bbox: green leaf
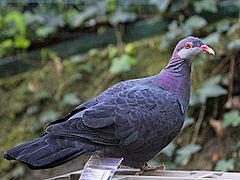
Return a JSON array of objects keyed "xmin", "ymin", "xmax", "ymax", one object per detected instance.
[
  {"xmin": 69, "ymin": 73, "xmax": 83, "ymax": 82},
  {"xmin": 35, "ymin": 90, "xmax": 51, "ymax": 100},
  {"xmin": 36, "ymin": 26, "xmax": 55, "ymax": 37},
  {"xmin": 170, "ymin": 0, "xmax": 189, "ymax": 12},
  {"xmin": 72, "ymin": 6, "xmax": 98, "ymax": 27},
  {"xmin": 26, "ymin": 105, "xmax": 39, "ymax": 115},
  {"xmin": 65, "ymin": 9, "xmax": 79, "ymax": 27},
  {"xmin": 40, "ymin": 110, "xmax": 60, "ymax": 123},
  {"xmin": 0, "ymin": 39, "xmax": 13, "ymax": 48},
  {"xmin": 189, "ymin": 92, "xmax": 200, "ymax": 106},
  {"xmin": 194, "ymin": 0, "xmax": 217, "ymax": 13},
  {"xmin": 60, "ymin": 93, "xmax": 81, "ymax": 107},
  {"xmin": 78, "ymin": 64, "xmax": 92, "ymax": 73},
  {"xmin": 222, "ymin": 110, "xmax": 240, "ymax": 128},
  {"xmin": 110, "ymin": 54, "xmax": 137, "ymax": 74},
  {"xmin": 227, "ymin": 23, "xmax": 238, "ymax": 36},
  {"xmin": 109, "ymin": 8, "xmax": 136, "ymax": 25},
  {"xmin": 176, "ymin": 144, "xmax": 201, "ymax": 165},
  {"xmin": 107, "ymin": 0, "xmax": 116, "ymax": 12},
  {"xmin": 88, "ymin": 49, "xmax": 98, "ymax": 56},
  {"xmin": 124, "ymin": 44, "xmax": 136, "ymax": 55},
  {"xmin": 150, "ymin": 0, "xmax": 170, "ymax": 12},
  {"xmin": 70, "ymin": 54, "xmax": 83, "ymax": 63},
  {"xmin": 183, "ymin": 117, "xmax": 195, "ymax": 129},
  {"xmin": 216, "ymin": 19, "xmax": 231, "ymax": 33},
  {"xmin": 227, "ymin": 40, "xmax": 240, "ymax": 51},
  {"xmin": 108, "ymin": 47, "xmax": 118, "ymax": 59},
  {"xmin": 162, "ymin": 143, "xmax": 176, "ymax": 157},
  {"xmin": 12, "ymin": 165, "xmax": 25, "ymax": 178},
  {"xmin": 30, "ymin": 121, "xmax": 42, "ymax": 133},
  {"xmin": 184, "ymin": 16, "xmax": 207, "ymax": 30},
  {"xmin": 197, "ymin": 75, "xmax": 227, "ymax": 103},
  {"xmin": 215, "ymin": 159, "xmax": 235, "ymax": 171},
  {"xmin": 203, "ymin": 32, "xmax": 220, "ymax": 45},
  {"xmin": 14, "ymin": 36, "xmax": 31, "ymax": 49},
  {"xmin": 5, "ymin": 11, "xmax": 26, "ymax": 35}
]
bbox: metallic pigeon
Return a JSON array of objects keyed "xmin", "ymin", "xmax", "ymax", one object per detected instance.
[{"xmin": 3, "ymin": 36, "xmax": 215, "ymax": 170}]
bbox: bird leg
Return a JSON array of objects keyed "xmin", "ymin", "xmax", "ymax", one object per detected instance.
[{"xmin": 136, "ymin": 162, "xmax": 165, "ymax": 175}]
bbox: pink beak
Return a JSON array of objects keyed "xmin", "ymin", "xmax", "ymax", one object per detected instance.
[{"xmin": 201, "ymin": 45, "xmax": 215, "ymax": 55}]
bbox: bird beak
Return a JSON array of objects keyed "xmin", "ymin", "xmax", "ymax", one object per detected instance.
[{"xmin": 200, "ymin": 45, "xmax": 215, "ymax": 55}]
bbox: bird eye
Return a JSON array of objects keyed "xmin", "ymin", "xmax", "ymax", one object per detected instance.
[{"xmin": 185, "ymin": 43, "xmax": 191, "ymax": 49}]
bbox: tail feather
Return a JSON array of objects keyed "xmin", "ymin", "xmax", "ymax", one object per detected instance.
[{"xmin": 2, "ymin": 134, "xmax": 95, "ymax": 169}]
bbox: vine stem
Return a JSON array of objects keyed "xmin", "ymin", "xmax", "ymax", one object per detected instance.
[{"xmin": 191, "ymin": 105, "xmax": 206, "ymax": 144}]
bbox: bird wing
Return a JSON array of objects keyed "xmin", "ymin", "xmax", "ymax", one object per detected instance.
[{"xmin": 46, "ymin": 80, "xmax": 184, "ymax": 153}]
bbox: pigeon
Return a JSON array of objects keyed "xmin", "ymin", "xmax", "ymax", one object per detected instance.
[{"xmin": 3, "ymin": 36, "xmax": 215, "ymax": 173}]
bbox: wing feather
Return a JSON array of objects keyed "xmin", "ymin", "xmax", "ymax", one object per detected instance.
[{"xmin": 46, "ymin": 81, "xmax": 184, "ymax": 153}]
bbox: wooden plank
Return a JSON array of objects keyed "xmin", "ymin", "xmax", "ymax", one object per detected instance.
[{"xmin": 46, "ymin": 169, "xmax": 240, "ymax": 180}]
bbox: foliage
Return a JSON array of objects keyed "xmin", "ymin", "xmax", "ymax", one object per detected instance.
[
  {"xmin": 215, "ymin": 159, "xmax": 235, "ymax": 171},
  {"xmin": 222, "ymin": 110, "xmax": 240, "ymax": 128},
  {"xmin": 110, "ymin": 54, "xmax": 137, "ymax": 74},
  {"xmin": 183, "ymin": 117, "xmax": 195, "ymax": 129},
  {"xmin": 176, "ymin": 144, "xmax": 201, "ymax": 166},
  {"xmin": 194, "ymin": 0, "xmax": 217, "ymax": 13},
  {"xmin": 40, "ymin": 110, "xmax": 60, "ymax": 123},
  {"xmin": 162, "ymin": 143, "xmax": 176, "ymax": 157},
  {"xmin": 59, "ymin": 93, "xmax": 81, "ymax": 107},
  {"xmin": 190, "ymin": 75, "xmax": 227, "ymax": 105}
]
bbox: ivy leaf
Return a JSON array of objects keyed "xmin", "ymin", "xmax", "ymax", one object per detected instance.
[
  {"xmin": 194, "ymin": 0, "xmax": 217, "ymax": 13},
  {"xmin": 108, "ymin": 47, "xmax": 118, "ymax": 59},
  {"xmin": 60, "ymin": 93, "xmax": 81, "ymax": 107},
  {"xmin": 150, "ymin": 0, "xmax": 170, "ymax": 12},
  {"xmin": 26, "ymin": 105, "xmax": 39, "ymax": 115},
  {"xmin": 110, "ymin": 54, "xmax": 137, "ymax": 74},
  {"xmin": 14, "ymin": 36, "xmax": 31, "ymax": 49},
  {"xmin": 222, "ymin": 110, "xmax": 240, "ymax": 128},
  {"xmin": 203, "ymin": 32, "xmax": 220, "ymax": 45},
  {"xmin": 40, "ymin": 110, "xmax": 60, "ymax": 123},
  {"xmin": 12, "ymin": 165, "xmax": 25, "ymax": 178},
  {"xmin": 70, "ymin": 54, "xmax": 83, "ymax": 63},
  {"xmin": 197, "ymin": 75, "xmax": 227, "ymax": 104},
  {"xmin": 183, "ymin": 117, "xmax": 195, "ymax": 129},
  {"xmin": 182, "ymin": 16, "xmax": 207, "ymax": 35},
  {"xmin": 36, "ymin": 26, "xmax": 55, "ymax": 37},
  {"xmin": 5, "ymin": 11, "xmax": 26, "ymax": 35},
  {"xmin": 176, "ymin": 144, "xmax": 201, "ymax": 165},
  {"xmin": 109, "ymin": 8, "xmax": 136, "ymax": 25},
  {"xmin": 162, "ymin": 143, "xmax": 176, "ymax": 157},
  {"xmin": 73, "ymin": 7, "xmax": 98, "ymax": 27},
  {"xmin": 215, "ymin": 159, "xmax": 235, "ymax": 171},
  {"xmin": 78, "ymin": 64, "xmax": 92, "ymax": 73},
  {"xmin": 1, "ymin": 39, "xmax": 13, "ymax": 49},
  {"xmin": 170, "ymin": 0, "xmax": 189, "ymax": 12},
  {"xmin": 227, "ymin": 40, "xmax": 240, "ymax": 51},
  {"xmin": 35, "ymin": 90, "xmax": 51, "ymax": 100},
  {"xmin": 124, "ymin": 44, "xmax": 137, "ymax": 55}
]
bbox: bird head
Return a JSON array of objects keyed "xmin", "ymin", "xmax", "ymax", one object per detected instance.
[{"xmin": 173, "ymin": 36, "xmax": 215, "ymax": 61}]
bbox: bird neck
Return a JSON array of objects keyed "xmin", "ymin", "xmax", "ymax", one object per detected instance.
[{"xmin": 156, "ymin": 56, "xmax": 192, "ymax": 107}]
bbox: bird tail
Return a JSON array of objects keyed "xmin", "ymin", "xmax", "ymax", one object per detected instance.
[{"xmin": 2, "ymin": 134, "xmax": 92, "ymax": 169}]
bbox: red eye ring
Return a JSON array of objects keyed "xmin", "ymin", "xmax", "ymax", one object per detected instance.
[{"xmin": 185, "ymin": 43, "xmax": 191, "ymax": 49}]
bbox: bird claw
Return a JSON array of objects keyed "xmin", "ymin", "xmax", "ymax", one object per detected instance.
[{"xmin": 136, "ymin": 163, "xmax": 165, "ymax": 175}]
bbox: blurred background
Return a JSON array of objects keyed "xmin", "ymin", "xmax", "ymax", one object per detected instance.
[{"xmin": 0, "ymin": 0, "xmax": 239, "ymax": 179}]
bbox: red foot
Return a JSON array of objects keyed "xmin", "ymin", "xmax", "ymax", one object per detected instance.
[{"xmin": 136, "ymin": 163, "xmax": 165, "ymax": 175}]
